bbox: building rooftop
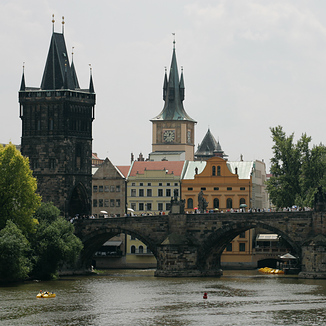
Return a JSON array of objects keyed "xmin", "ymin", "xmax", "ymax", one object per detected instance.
[{"xmin": 128, "ymin": 161, "xmax": 185, "ymax": 177}]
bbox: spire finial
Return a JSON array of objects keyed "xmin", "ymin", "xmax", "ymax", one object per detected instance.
[
  {"xmin": 172, "ymin": 33, "xmax": 176, "ymax": 49},
  {"xmin": 52, "ymin": 14, "xmax": 55, "ymax": 33},
  {"xmin": 72, "ymin": 46, "xmax": 74, "ymax": 61},
  {"xmin": 89, "ymin": 63, "xmax": 92, "ymax": 75},
  {"xmin": 62, "ymin": 16, "xmax": 65, "ymax": 34},
  {"xmin": 23, "ymin": 62, "xmax": 25, "ymax": 72}
]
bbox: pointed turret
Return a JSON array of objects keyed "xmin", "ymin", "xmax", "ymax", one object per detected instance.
[
  {"xmin": 70, "ymin": 54, "xmax": 80, "ymax": 89},
  {"xmin": 151, "ymin": 41, "xmax": 196, "ymax": 122},
  {"xmin": 20, "ymin": 67, "xmax": 25, "ymax": 91},
  {"xmin": 163, "ymin": 67, "xmax": 168, "ymax": 100},
  {"xmin": 195, "ymin": 129, "xmax": 228, "ymax": 161},
  {"xmin": 40, "ymin": 31, "xmax": 76, "ymax": 90},
  {"xmin": 179, "ymin": 67, "xmax": 185, "ymax": 102},
  {"xmin": 89, "ymin": 68, "xmax": 94, "ymax": 93}
]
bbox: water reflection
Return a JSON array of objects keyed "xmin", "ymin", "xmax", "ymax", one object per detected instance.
[{"xmin": 1, "ymin": 270, "xmax": 326, "ymax": 325}]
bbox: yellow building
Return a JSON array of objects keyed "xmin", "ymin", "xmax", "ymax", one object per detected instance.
[{"xmin": 127, "ymin": 160, "xmax": 185, "ymax": 215}]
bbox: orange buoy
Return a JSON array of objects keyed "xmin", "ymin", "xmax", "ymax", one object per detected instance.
[{"xmin": 203, "ymin": 292, "xmax": 207, "ymax": 299}]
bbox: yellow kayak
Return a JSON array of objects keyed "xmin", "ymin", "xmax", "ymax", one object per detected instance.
[{"xmin": 36, "ymin": 292, "xmax": 56, "ymax": 298}]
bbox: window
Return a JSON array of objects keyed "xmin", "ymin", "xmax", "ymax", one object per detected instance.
[
  {"xmin": 239, "ymin": 243, "xmax": 246, "ymax": 252},
  {"xmin": 139, "ymin": 245, "xmax": 144, "ymax": 254},
  {"xmin": 167, "ymin": 183, "xmax": 170, "ymax": 186},
  {"xmin": 131, "ymin": 245, "xmax": 136, "ymax": 254},
  {"xmin": 174, "ymin": 189, "xmax": 179, "ymax": 197},
  {"xmin": 159, "ymin": 183, "xmax": 162, "ymax": 186},
  {"xmin": 116, "ymin": 185, "xmax": 120, "ymax": 192},
  {"xmin": 188, "ymin": 187, "xmax": 193, "ymax": 191},
  {"xmin": 174, "ymin": 183, "xmax": 178, "ymax": 186},
  {"xmin": 104, "ymin": 199, "xmax": 109, "ymax": 207},
  {"xmin": 93, "ymin": 199, "xmax": 97, "ymax": 207},
  {"xmin": 139, "ymin": 189, "xmax": 144, "ymax": 197},
  {"xmin": 139, "ymin": 183, "xmax": 143, "ymax": 186},
  {"xmin": 93, "ymin": 186, "xmax": 98, "ymax": 192},
  {"xmin": 110, "ymin": 199, "xmax": 115, "ymax": 207},
  {"xmin": 116, "ymin": 199, "xmax": 120, "ymax": 207},
  {"xmin": 49, "ymin": 118, "xmax": 54, "ymax": 130},
  {"xmin": 226, "ymin": 243, "xmax": 232, "ymax": 252},
  {"xmin": 240, "ymin": 198, "xmax": 246, "ymax": 206},
  {"xmin": 240, "ymin": 187, "xmax": 246, "ymax": 191},
  {"xmin": 158, "ymin": 203, "xmax": 163, "ymax": 211},
  {"xmin": 239, "ymin": 232, "xmax": 246, "ymax": 238},
  {"xmin": 213, "ymin": 198, "xmax": 219, "ymax": 209},
  {"xmin": 187, "ymin": 198, "xmax": 193, "ymax": 209},
  {"xmin": 131, "ymin": 189, "xmax": 136, "ymax": 197},
  {"xmin": 166, "ymin": 189, "xmax": 171, "ymax": 197},
  {"xmin": 147, "ymin": 203, "xmax": 152, "ymax": 211},
  {"xmin": 49, "ymin": 158, "xmax": 56, "ymax": 169},
  {"xmin": 105, "ymin": 186, "xmax": 110, "ymax": 192},
  {"xmin": 201, "ymin": 187, "xmax": 206, "ymax": 191},
  {"xmin": 131, "ymin": 203, "xmax": 136, "ymax": 210},
  {"xmin": 217, "ymin": 166, "xmax": 221, "ymax": 176},
  {"xmin": 212, "ymin": 166, "xmax": 216, "ymax": 176},
  {"xmin": 99, "ymin": 186, "xmax": 103, "ymax": 192},
  {"xmin": 139, "ymin": 203, "xmax": 144, "ymax": 211},
  {"xmin": 227, "ymin": 198, "xmax": 232, "ymax": 209},
  {"xmin": 166, "ymin": 203, "xmax": 171, "ymax": 210},
  {"xmin": 227, "ymin": 187, "xmax": 232, "ymax": 191},
  {"xmin": 147, "ymin": 189, "xmax": 152, "ymax": 197},
  {"xmin": 158, "ymin": 189, "xmax": 163, "ymax": 197},
  {"xmin": 147, "ymin": 183, "xmax": 151, "ymax": 186},
  {"xmin": 131, "ymin": 182, "xmax": 135, "ymax": 186},
  {"xmin": 214, "ymin": 187, "xmax": 219, "ymax": 191},
  {"xmin": 110, "ymin": 186, "xmax": 115, "ymax": 192},
  {"xmin": 99, "ymin": 199, "xmax": 103, "ymax": 207}
]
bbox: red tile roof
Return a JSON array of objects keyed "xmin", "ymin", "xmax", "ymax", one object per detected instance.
[
  {"xmin": 116, "ymin": 166, "xmax": 130, "ymax": 178},
  {"xmin": 129, "ymin": 161, "xmax": 185, "ymax": 177}
]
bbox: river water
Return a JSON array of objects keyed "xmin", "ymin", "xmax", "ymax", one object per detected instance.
[{"xmin": 1, "ymin": 269, "xmax": 326, "ymax": 326}]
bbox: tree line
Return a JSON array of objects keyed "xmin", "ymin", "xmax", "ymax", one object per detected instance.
[{"xmin": 0, "ymin": 144, "xmax": 82, "ymax": 282}]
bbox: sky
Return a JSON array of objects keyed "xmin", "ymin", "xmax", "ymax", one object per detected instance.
[{"xmin": 2, "ymin": 0, "xmax": 326, "ymax": 172}]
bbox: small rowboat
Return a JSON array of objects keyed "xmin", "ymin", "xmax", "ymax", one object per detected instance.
[{"xmin": 36, "ymin": 291, "xmax": 56, "ymax": 298}]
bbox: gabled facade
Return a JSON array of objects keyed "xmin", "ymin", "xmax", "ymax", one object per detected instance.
[
  {"xmin": 92, "ymin": 158, "xmax": 128, "ymax": 217},
  {"xmin": 19, "ymin": 23, "xmax": 95, "ymax": 218},
  {"xmin": 150, "ymin": 41, "xmax": 196, "ymax": 161}
]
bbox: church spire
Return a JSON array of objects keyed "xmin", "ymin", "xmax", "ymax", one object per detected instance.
[
  {"xmin": 70, "ymin": 47, "xmax": 80, "ymax": 89},
  {"xmin": 151, "ymin": 37, "xmax": 196, "ymax": 122}
]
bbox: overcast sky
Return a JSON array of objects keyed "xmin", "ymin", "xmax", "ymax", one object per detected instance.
[{"xmin": 2, "ymin": 0, "xmax": 326, "ymax": 172}]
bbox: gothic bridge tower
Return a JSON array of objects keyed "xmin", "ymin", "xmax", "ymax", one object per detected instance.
[
  {"xmin": 150, "ymin": 40, "xmax": 196, "ymax": 161},
  {"xmin": 18, "ymin": 18, "xmax": 95, "ymax": 218}
]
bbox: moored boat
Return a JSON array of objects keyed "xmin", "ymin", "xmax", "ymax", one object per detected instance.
[{"xmin": 36, "ymin": 291, "xmax": 56, "ymax": 298}]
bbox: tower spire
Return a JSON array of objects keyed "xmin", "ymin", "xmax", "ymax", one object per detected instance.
[
  {"xmin": 52, "ymin": 14, "xmax": 55, "ymax": 33},
  {"xmin": 62, "ymin": 16, "xmax": 65, "ymax": 34},
  {"xmin": 20, "ymin": 62, "xmax": 25, "ymax": 91},
  {"xmin": 89, "ymin": 64, "xmax": 94, "ymax": 93}
]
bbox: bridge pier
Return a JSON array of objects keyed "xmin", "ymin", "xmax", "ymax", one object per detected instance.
[{"xmin": 154, "ymin": 232, "xmax": 223, "ymax": 277}]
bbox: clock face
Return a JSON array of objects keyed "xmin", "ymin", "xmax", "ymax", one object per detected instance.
[{"xmin": 163, "ymin": 130, "xmax": 175, "ymax": 142}]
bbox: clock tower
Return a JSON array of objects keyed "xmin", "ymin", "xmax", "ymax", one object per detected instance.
[{"xmin": 150, "ymin": 40, "xmax": 196, "ymax": 161}]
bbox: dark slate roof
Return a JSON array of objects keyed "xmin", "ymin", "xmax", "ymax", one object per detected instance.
[
  {"xmin": 40, "ymin": 32, "xmax": 78, "ymax": 90},
  {"xmin": 151, "ymin": 44, "xmax": 196, "ymax": 123},
  {"xmin": 70, "ymin": 60, "xmax": 80, "ymax": 89},
  {"xmin": 20, "ymin": 70, "xmax": 25, "ymax": 91},
  {"xmin": 195, "ymin": 128, "xmax": 227, "ymax": 159}
]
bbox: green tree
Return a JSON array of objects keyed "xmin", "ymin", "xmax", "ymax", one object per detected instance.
[
  {"xmin": 267, "ymin": 126, "xmax": 326, "ymax": 209},
  {"xmin": 0, "ymin": 144, "xmax": 41, "ymax": 234},
  {"xmin": 30, "ymin": 203, "xmax": 83, "ymax": 280},
  {"xmin": 0, "ymin": 220, "xmax": 32, "ymax": 282}
]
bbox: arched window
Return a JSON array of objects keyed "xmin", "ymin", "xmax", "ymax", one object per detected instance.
[
  {"xmin": 240, "ymin": 198, "xmax": 246, "ymax": 205},
  {"xmin": 212, "ymin": 166, "xmax": 216, "ymax": 176},
  {"xmin": 213, "ymin": 198, "xmax": 219, "ymax": 209},
  {"xmin": 131, "ymin": 245, "xmax": 136, "ymax": 254},
  {"xmin": 139, "ymin": 245, "xmax": 144, "ymax": 254},
  {"xmin": 227, "ymin": 198, "xmax": 232, "ymax": 209},
  {"xmin": 187, "ymin": 198, "xmax": 193, "ymax": 209},
  {"xmin": 217, "ymin": 166, "xmax": 221, "ymax": 176}
]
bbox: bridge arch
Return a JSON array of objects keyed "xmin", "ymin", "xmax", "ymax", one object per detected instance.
[
  {"xmin": 197, "ymin": 220, "xmax": 301, "ymax": 271},
  {"xmin": 78, "ymin": 225, "xmax": 159, "ymax": 267}
]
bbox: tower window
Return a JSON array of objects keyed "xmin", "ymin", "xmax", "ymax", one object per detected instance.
[
  {"xmin": 227, "ymin": 198, "xmax": 232, "ymax": 209},
  {"xmin": 212, "ymin": 166, "xmax": 216, "ymax": 176},
  {"xmin": 217, "ymin": 166, "xmax": 221, "ymax": 176},
  {"xmin": 187, "ymin": 198, "xmax": 193, "ymax": 209}
]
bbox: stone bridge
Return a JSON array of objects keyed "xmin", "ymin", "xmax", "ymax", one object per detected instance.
[{"xmin": 74, "ymin": 210, "xmax": 326, "ymax": 278}]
